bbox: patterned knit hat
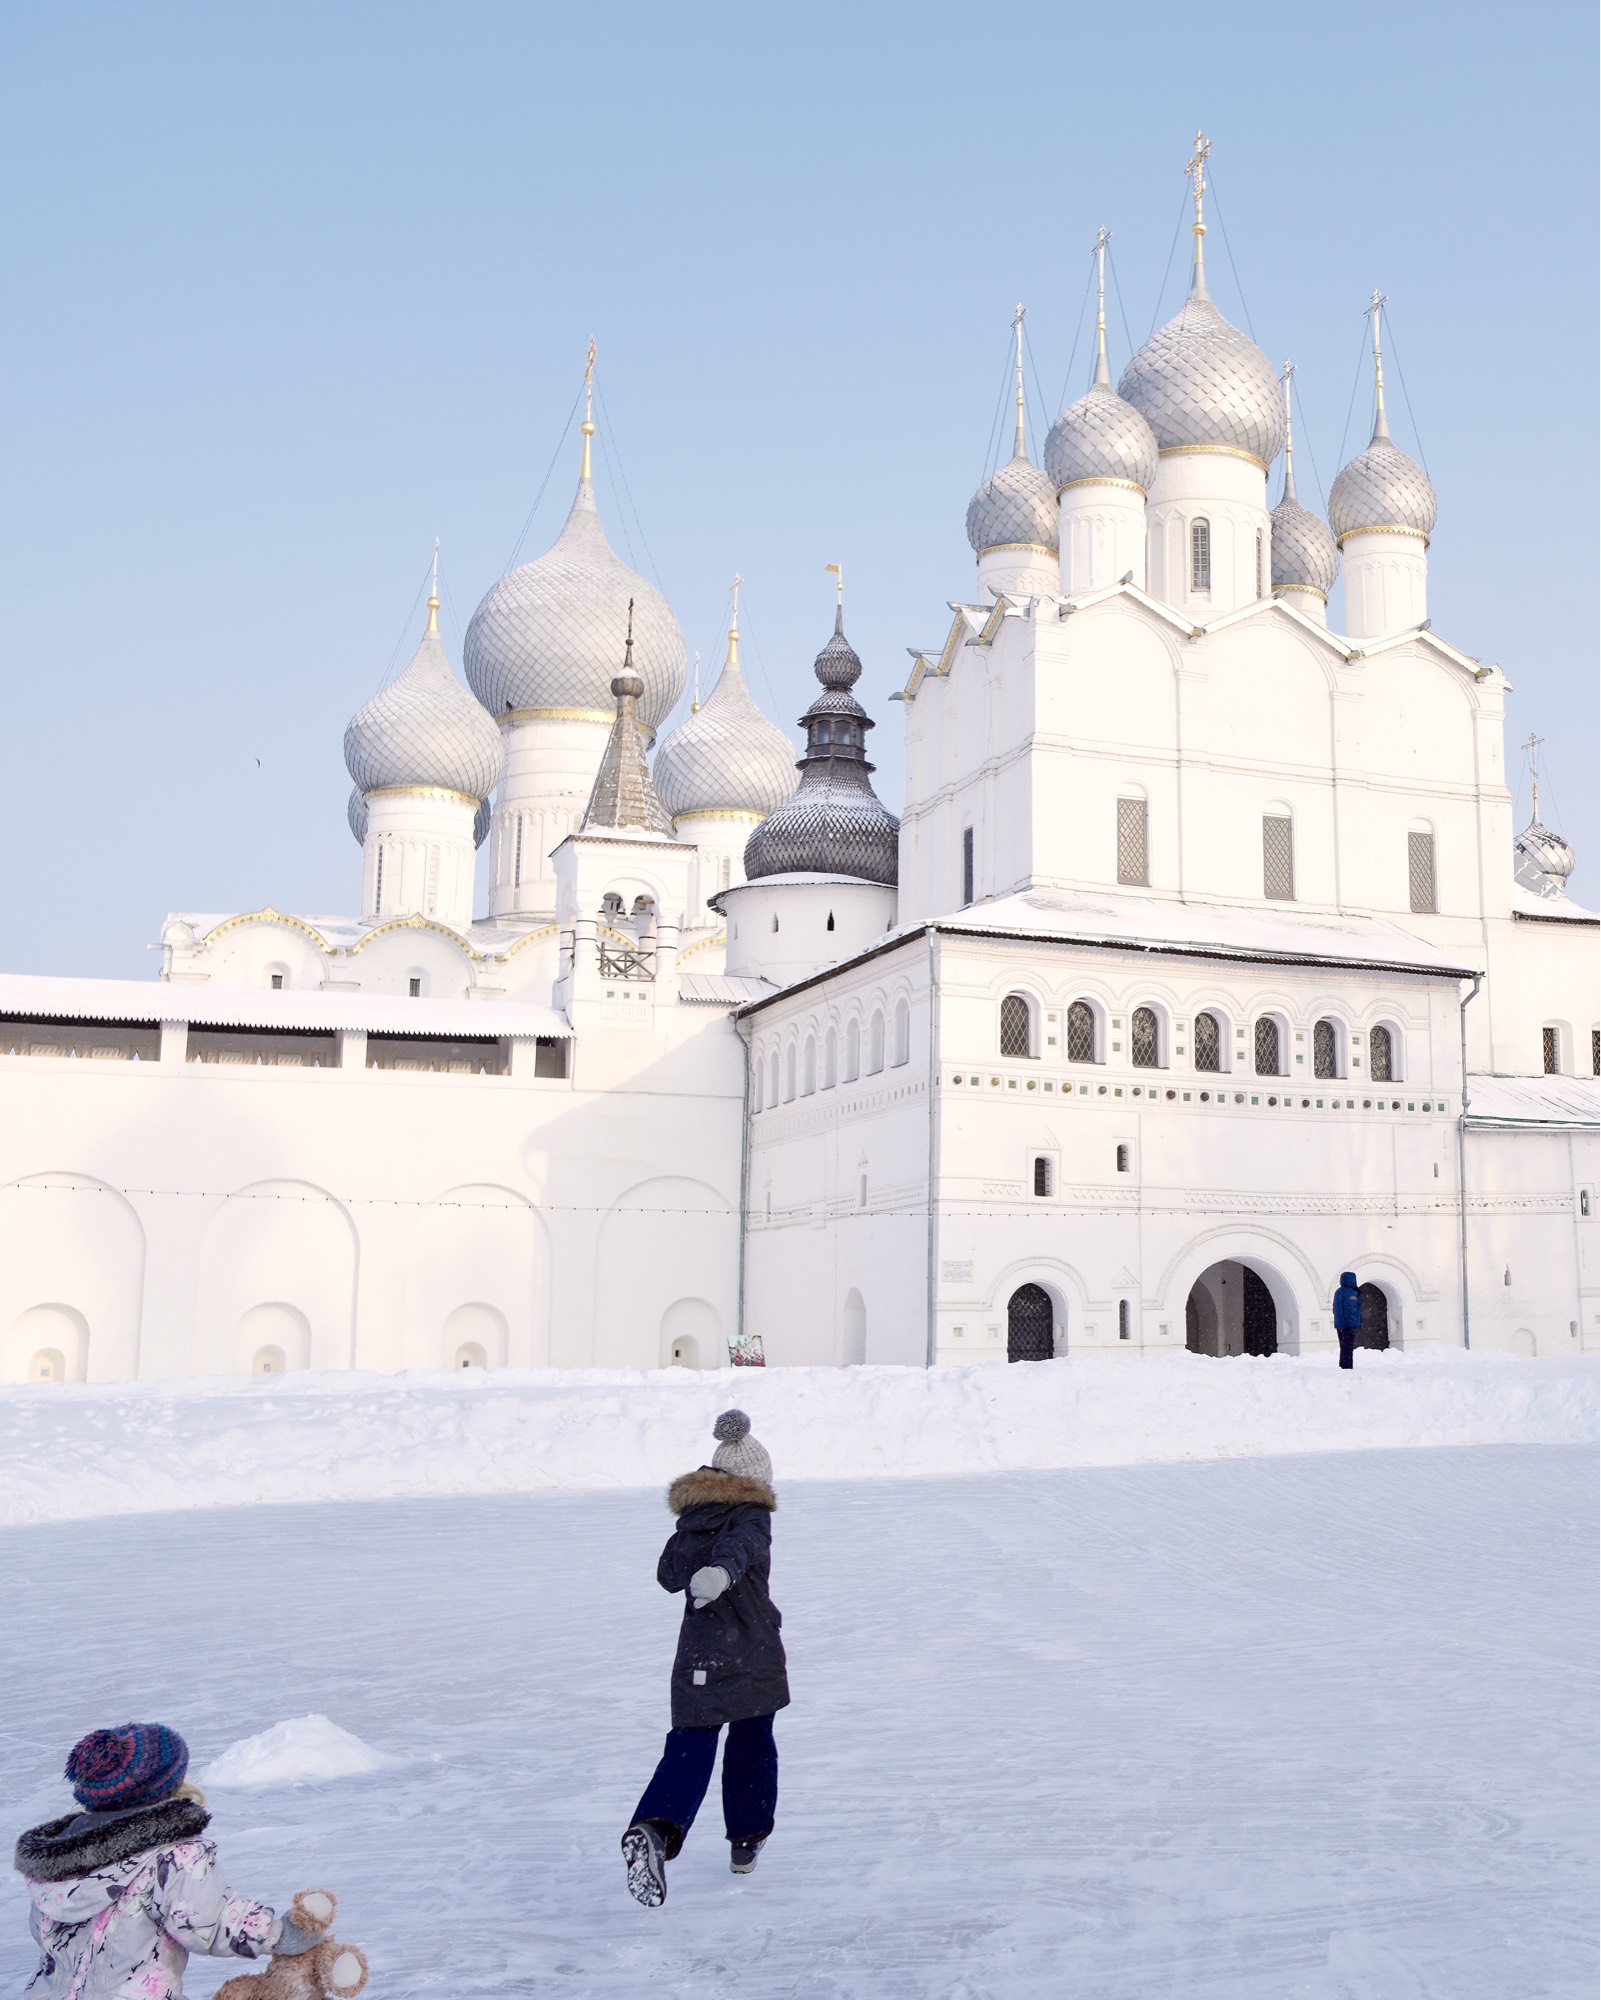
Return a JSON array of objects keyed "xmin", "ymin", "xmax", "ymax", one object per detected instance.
[
  {"xmin": 711, "ymin": 1409, "xmax": 773, "ymax": 1486},
  {"xmin": 66, "ymin": 1725, "xmax": 189, "ymax": 1811}
]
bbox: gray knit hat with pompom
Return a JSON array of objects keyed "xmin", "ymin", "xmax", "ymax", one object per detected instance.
[{"xmin": 711, "ymin": 1408, "xmax": 773, "ymax": 1486}]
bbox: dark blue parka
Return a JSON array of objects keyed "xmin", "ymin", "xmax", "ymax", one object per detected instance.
[
  {"xmin": 659, "ymin": 1468, "xmax": 789, "ymax": 1730},
  {"xmin": 1333, "ymin": 1273, "xmax": 1361, "ymax": 1333}
]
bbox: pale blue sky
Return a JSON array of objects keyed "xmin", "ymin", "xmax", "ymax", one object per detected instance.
[{"xmin": 1, "ymin": 0, "xmax": 1594, "ymax": 973}]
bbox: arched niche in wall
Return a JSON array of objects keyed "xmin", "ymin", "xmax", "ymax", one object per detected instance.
[
  {"xmin": 661, "ymin": 1295, "xmax": 720, "ymax": 1370},
  {"xmin": 235, "ymin": 1301, "xmax": 311, "ymax": 1374},
  {"xmin": 841, "ymin": 1288, "xmax": 867, "ymax": 1367},
  {"xmin": 417, "ymin": 1191, "xmax": 547, "ymax": 1369},
  {"xmin": 445, "ymin": 1301, "xmax": 509, "ymax": 1370},
  {"xmin": 595, "ymin": 1177, "xmax": 737, "ymax": 1371},
  {"xmin": 2, "ymin": 1302, "xmax": 90, "ymax": 1384},
  {"xmin": 199, "ymin": 1180, "xmax": 358, "ymax": 1373},
  {"xmin": 0, "ymin": 1175, "xmax": 145, "ymax": 1381}
]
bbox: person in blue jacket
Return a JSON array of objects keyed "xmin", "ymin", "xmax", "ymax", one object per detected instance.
[
  {"xmin": 1333, "ymin": 1272, "xmax": 1362, "ymax": 1369},
  {"xmin": 621, "ymin": 1410, "xmax": 789, "ymax": 1908}
]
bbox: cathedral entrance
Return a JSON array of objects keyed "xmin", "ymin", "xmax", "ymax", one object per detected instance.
[
  {"xmin": 1185, "ymin": 1261, "xmax": 1282, "ymax": 1357},
  {"xmin": 1357, "ymin": 1283, "xmax": 1390, "ymax": 1349},
  {"xmin": 1007, "ymin": 1284, "xmax": 1054, "ymax": 1363}
]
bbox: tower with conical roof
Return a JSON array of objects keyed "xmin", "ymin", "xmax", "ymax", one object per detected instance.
[
  {"xmin": 1269, "ymin": 363, "xmax": 1339, "ymax": 624},
  {"xmin": 1329, "ymin": 293, "xmax": 1437, "ymax": 639},
  {"xmin": 964, "ymin": 307, "xmax": 1059, "ymax": 600}
]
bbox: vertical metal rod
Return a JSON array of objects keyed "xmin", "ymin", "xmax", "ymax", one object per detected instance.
[
  {"xmin": 925, "ymin": 925, "xmax": 940, "ymax": 1369},
  {"xmin": 1457, "ymin": 972, "xmax": 1482, "ymax": 1349}
]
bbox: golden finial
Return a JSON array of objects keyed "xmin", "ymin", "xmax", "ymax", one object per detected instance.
[
  {"xmin": 580, "ymin": 335, "xmax": 597, "ymax": 480},
  {"xmin": 427, "ymin": 537, "xmax": 440, "ymax": 634},
  {"xmin": 824, "ymin": 562, "xmax": 843, "ymax": 602},
  {"xmin": 1012, "ymin": 302, "xmax": 1027, "ymax": 457},
  {"xmin": 1185, "ymin": 130, "xmax": 1211, "ymax": 289},
  {"xmin": 1364, "ymin": 290, "xmax": 1390, "ymax": 439},
  {"xmin": 726, "ymin": 573, "xmax": 743, "ymax": 671},
  {"xmin": 1280, "ymin": 361, "xmax": 1297, "ymax": 502},
  {"xmin": 1092, "ymin": 227, "xmax": 1112, "ymax": 387}
]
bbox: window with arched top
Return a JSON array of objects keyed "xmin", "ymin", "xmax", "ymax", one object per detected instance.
[
  {"xmin": 1066, "ymin": 1001, "xmax": 1097, "ymax": 1064},
  {"xmin": 1000, "ymin": 994, "xmax": 1032, "ymax": 1058},
  {"xmin": 867, "ymin": 1011, "xmax": 885, "ymax": 1074},
  {"xmin": 767, "ymin": 1050, "xmax": 779, "ymax": 1107},
  {"xmin": 1263, "ymin": 815, "xmax": 1295, "ymax": 900},
  {"xmin": 751, "ymin": 1060, "xmax": 764, "ymax": 1113},
  {"xmin": 1117, "ymin": 796, "xmax": 1148, "ymax": 887},
  {"xmin": 801, "ymin": 1036, "xmax": 817, "ymax": 1096},
  {"xmin": 1313, "ymin": 1018, "xmax": 1339, "ymax": 1079},
  {"xmin": 1194, "ymin": 1011, "xmax": 1222, "ymax": 1072},
  {"xmin": 1254, "ymin": 1016, "xmax": 1282, "ymax": 1076},
  {"xmin": 892, "ymin": 998, "xmax": 911, "ymax": 1067},
  {"xmin": 1190, "ymin": 519, "xmax": 1211, "ymax": 591},
  {"xmin": 784, "ymin": 1044, "xmax": 797, "ymax": 1100},
  {"xmin": 823, "ymin": 1026, "xmax": 838, "ymax": 1089},
  {"xmin": 1408, "ymin": 829, "xmax": 1437, "ymax": 913},
  {"xmin": 1131, "ymin": 1006, "xmax": 1160, "ymax": 1069},
  {"xmin": 1370, "ymin": 1025, "xmax": 1395, "ymax": 1082},
  {"xmin": 962, "ymin": 826, "xmax": 975, "ymax": 907},
  {"xmin": 844, "ymin": 1017, "xmax": 861, "ymax": 1082}
]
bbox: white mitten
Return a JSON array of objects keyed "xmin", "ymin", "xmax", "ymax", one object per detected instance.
[{"xmin": 690, "ymin": 1565, "xmax": 730, "ymax": 1609}]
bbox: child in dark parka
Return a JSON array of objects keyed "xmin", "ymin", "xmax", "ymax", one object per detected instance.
[{"xmin": 621, "ymin": 1410, "xmax": 789, "ymax": 1907}]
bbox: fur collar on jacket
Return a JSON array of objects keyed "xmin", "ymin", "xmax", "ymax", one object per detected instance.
[
  {"xmin": 14, "ymin": 1797, "xmax": 211, "ymax": 1882},
  {"xmin": 668, "ymin": 1466, "xmax": 776, "ymax": 1515}
]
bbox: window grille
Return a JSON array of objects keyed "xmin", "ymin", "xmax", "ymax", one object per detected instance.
[
  {"xmin": 1066, "ymin": 1001, "xmax": 1097, "ymax": 1063},
  {"xmin": 1115, "ymin": 1143, "xmax": 1131, "ymax": 1173},
  {"xmin": 270, "ymin": 973, "xmax": 284, "ymax": 990},
  {"xmin": 962, "ymin": 827, "xmax": 975, "ymax": 907},
  {"xmin": 1313, "ymin": 1018, "xmax": 1337, "ymax": 1078},
  {"xmin": 1542, "ymin": 1026, "xmax": 1558, "ymax": 1076},
  {"xmin": 1131, "ymin": 1006, "xmax": 1159, "ymax": 1068},
  {"xmin": 1194, "ymin": 1012, "xmax": 1221, "ymax": 1072},
  {"xmin": 1254, "ymin": 1016, "xmax": 1281, "ymax": 1075},
  {"xmin": 513, "ymin": 816, "xmax": 524, "ymax": 888},
  {"xmin": 1118, "ymin": 1299, "xmax": 1131, "ymax": 1340},
  {"xmin": 1262, "ymin": 815, "xmax": 1295, "ymax": 900},
  {"xmin": 1117, "ymin": 798, "xmax": 1149, "ymax": 886},
  {"xmin": 1190, "ymin": 519, "xmax": 1211, "ymax": 591},
  {"xmin": 1370, "ymin": 1025, "xmax": 1394, "ymax": 1081},
  {"xmin": 1000, "ymin": 994, "xmax": 1031, "ymax": 1058},
  {"xmin": 1007, "ymin": 1284, "xmax": 1054, "ymax": 1364},
  {"xmin": 1593, "ymin": 1028, "xmax": 1599, "ymax": 1076},
  {"xmin": 374, "ymin": 846, "xmax": 384, "ymax": 915},
  {"xmin": 1033, "ymin": 1156, "xmax": 1052, "ymax": 1197},
  {"xmin": 1408, "ymin": 830, "xmax": 1437, "ymax": 913},
  {"xmin": 409, "ymin": 976, "xmax": 421, "ymax": 998}
]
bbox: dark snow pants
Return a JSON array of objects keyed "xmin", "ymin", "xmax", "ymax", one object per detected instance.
[
  {"xmin": 1338, "ymin": 1331, "xmax": 1357, "ymax": 1370},
  {"xmin": 632, "ymin": 1713, "xmax": 778, "ymax": 1855}
]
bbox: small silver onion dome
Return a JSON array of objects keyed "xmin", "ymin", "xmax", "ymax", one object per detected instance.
[
  {"xmin": 1118, "ymin": 268, "xmax": 1285, "ymax": 466},
  {"xmin": 344, "ymin": 604, "xmax": 506, "ymax": 802},
  {"xmin": 1513, "ymin": 818, "xmax": 1577, "ymax": 900},
  {"xmin": 1271, "ymin": 493, "xmax": 1339, "ymax": 598},
  {"xmin": 653, "ymin": 617, "xmax": 797, "ymax": 822},
  {"xmin": 464, "ymin": 454, "xmax": 685, "ymax": 729},
  {"xmin": 965, "ymin": 447, "xmax": 1059, "ymax": 556},
  {"xmin": 1045, "ymin": 380, "xmax": 1159, "ymax": 493},
  {"xmin": 1328, "ymin": 422, "xmax": 1437, "ymax": 543}
]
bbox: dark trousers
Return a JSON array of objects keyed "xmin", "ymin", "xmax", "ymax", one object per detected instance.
[
  {"xmin": 1338, "ymin": 1330, "xmax": 1356, "ymax": 1369},
  {"xmin": 631, "ymin": 1713, "xmax": 778, "ymax": 1854}
]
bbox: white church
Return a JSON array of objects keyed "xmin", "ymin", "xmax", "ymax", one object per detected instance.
[{"xmin": 1, "ymin": 144, "xmax": 1595, "ymax": 1384}]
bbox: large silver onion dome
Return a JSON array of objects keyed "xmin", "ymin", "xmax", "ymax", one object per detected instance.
[
  {"xmin": 1329, "ymin": 414, "xmax": 1437, "ymax": 543},
  {"xmin": 965, "ymin": 446, "xmax": 1059, "ymax": 555},
  {"xmin": 344, "ymin": 606, "xmax": 506, "ymax": 807},
  {"xmin": 464, "ymin": 461, "xmax": 685, "ymax": 729},
  {"xmin": 653, "ymin": 626, "xmax": 797, "ymax": 822},
  {"xmin": 1118, "ymin": 269, "xmax": 1285, "ymax": 466},
  {"xmin": 1045, "ymin": 381, "xmax": 1158, "ymax": 492},
  {"xmin": 743, "ymin": 610, "xmax": 898, "ymax": 886}
]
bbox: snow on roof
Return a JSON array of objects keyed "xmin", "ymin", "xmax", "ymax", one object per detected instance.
[
  {"xmin": 169, "ymin": 910, "xmax": 558, "ymax": 958},
  {"xmin": 678, "ymin": 971, "xmax": 775, "ymax": 1006},
  {"xmin": 1465, "ymin": 1075, "xmax": 1599, "ymax": 1128},
  {"xmin": 1509, "ymin": 883, "xmax": 1597, "ymax": 924},
  {"xmin": 0, "ymin": 973, "xmax": 572, "ymax": 1039}
]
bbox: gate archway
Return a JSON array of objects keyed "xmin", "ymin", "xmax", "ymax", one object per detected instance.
[
  {"xmin": 1007, "ymin": 1284, "xmax": 1054, "ymax": 1363},
  {"xmin": 1357, "ymin": 1283, "xmax": 1390, "ymax": 1349},
  {"xmin": 1185, "ymin": 1259, "xmax": 1288, "ymax": 1357}
]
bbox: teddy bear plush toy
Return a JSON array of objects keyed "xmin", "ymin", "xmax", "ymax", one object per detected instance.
[{"xmin": 215, "ymin": 1891, "xmax": 369, "ymax": 2000}]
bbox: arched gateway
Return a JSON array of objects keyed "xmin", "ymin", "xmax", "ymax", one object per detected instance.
[
  {"xmin": 1007, "ymin": 1284, "xmax": 1054, "ymax": 1362},
  {"xmin": 1185, "ymin": 1261, "xmax": 1282, "ymax": 1357}
]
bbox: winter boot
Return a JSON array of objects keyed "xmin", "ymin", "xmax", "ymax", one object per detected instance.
[
  {"xmin": 621, "ymin": 1820, "xmax": 670, "ymax": 1907},
  {"xmin": 729, "ymin": 1835, "xmax": 768, "ymax": 1876}
]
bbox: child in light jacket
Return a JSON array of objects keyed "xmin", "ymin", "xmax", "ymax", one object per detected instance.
[{"xmin": 14, "ymin": 1724, "xmax": 324, "ymax": 2000}]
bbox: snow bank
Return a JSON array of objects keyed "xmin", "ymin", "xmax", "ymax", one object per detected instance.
[
  {"xmin": 198, "ymin": 1715, "xmax": 396, "ymax": 1789},
  {"xmin": 0, "ymin": 1351, "xmax": 1592, "ymax": 1526}
]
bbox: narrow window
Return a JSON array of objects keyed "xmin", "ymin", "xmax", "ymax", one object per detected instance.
[
  {"xmin": 1313, "ymin": 1018, "xmax": 1337, "ymax": 1079},
  {"xmin": 1254, "ymin": 1016, "xmax": 1281, "ymax": 1076},
  {"xmin": 802, "ymin": 1037, "xmax": 817, "ymax": 1095},
  {"xmin": 771, "ymin": 913, "xmax": 779, "ymax": 932},
  {"xmin": 858, "ymin": 1175, "xmax": 867, "ymax": 1208},
  {"xmin": 1066, "ymin": 1001, "xmax": 1097, "ymax": 1063},
  {"xmin": 1370, "ymin": 1025, "xmax": 1394, "ymax": 1082},
  {"xmin": 844, "ymin": 1018, "xmax": 860, "ymax": 1081},
  {"xmin": 513, "ymin": 816, "xmax": 524, "ymax": 888},
  {"xmin": 1115, "ymin": 1143, "xmax": 1131, "ymax": 1173},
  {"xmin": 409, "ymin": 976, "xmax": 421, "ymax": 998},
  {"xmin": 1255, "ymin": 528, "xmax": 1264, "ymax": 599},
  {"xmin": 867, "ymin": 1012, "xmax": 885, "ymax": 1074},
  {"xmin": 892, "ymin": 998, "xmax": 911, "ymax": 1066},
  {"xmin": 374, "ymin": 846, "xmax": 385, "ymax": 915},
  {"xmin": 1408, "ymin": 830, "xmax": 1437, "ymax": 913},
  {"xmin": 1000, "ymin": 994, "xmax": 1032, "ymax": 1058},
  {"xmin": 1593, "ymin": 1028, "xmax": 1599, "ymax": 1076},
  {"xmin": 1118, "ymin": 1299, "xmax": 1131, "ymax": 1340},
  {"xmin": 1190, "ymin": 519, "xmax": 1211, "ymax": 591},
  {"xmin": 1580, "ymin": 1190, "xmax": 1591, "ymax": 1218},
  {"xmin": 1033, "ymin": 1156, "xmax": 1052, "ymax": 1198},
  {"xmin": 1131, "ymin": 1006, "xmax": 1159, "ymax": 1068},
  {"xmin": 1263, "ymin": 815, "xmax": 1295, "ymax": 900},
  {"xmin": 823, "ymin": 1027, "xmax": 838, "ymax": 1088},
  {"xmin": 270, "ymin": 973, "xmax": 284, "ymax": 990},
  {"xmin": 1117, "ymin": 798, "xmax": 1148, "ymax": 887},
  {"xmin": 1194, "ymin": 1012, "xmax": 1221, "ymax": 1072},
  {"xmin": 1542, "ymin": 1026, "xmax": 1558, "ymax": 1076},
  {"xmin": 826, "ymin": 911, "xmax": 836, "ymax": 932},
  {"xmin": 962, "ymin": 826, "xmax": 975, "ymax": 907}
]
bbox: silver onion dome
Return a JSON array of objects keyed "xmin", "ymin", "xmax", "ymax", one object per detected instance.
[
  {"xmin": 1513, "ymin": 818, "xmax": 1577, "ymax": 900},
  {"xmin": 1328, "ymin": 419, "xmax": 1437, "ymax": 544},
  {"xmin": 344, "ymin": 608, "xmax": 506, "ymax": 808},
  {"xmin": 347, "ymin": 788, "xmax": 368, "ymax": 844},
  {"xmin": 743, "ymin": 609, "xmax": 899, "ymax": 886},
  {"xmin": 653, "ymin": 629, "xmax": 797, "ymax": 822},
  {"xmin": 464, "ymin": 460, "xmax": 685, "ymax": 729},
  {"xmin": 1118, "ymin": 270, "xmax": 1285, "ymax": 467},
  {"xmin": 1271, "ymin": 493, "xmax": 1338, "ymax": 598},
  {"xmin": 965, "ymin": 447, "xmax": 1059, "ymax": 556},
  {"xmin": 1045, "ymin": 336, "xmax": 1159, "ymax": 493}
]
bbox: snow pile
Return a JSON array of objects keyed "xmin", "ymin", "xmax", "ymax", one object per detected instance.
[
  {"xmin": 0, "ymin": 1350, "xmax": 1592, "ymax": 1526},
  {"xmin": 198, "ymin": 1715, "xmax": 396, "ymax": 1789}
]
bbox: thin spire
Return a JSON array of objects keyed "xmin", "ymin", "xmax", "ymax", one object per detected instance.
[
  {"xmin": 1279, "ymin": 362, "xmax": 1297, "ymax": 503},
  {"xmin": 427, "ymin": 537, "xmax": 441, "ymax": 634},
  {"xmin": 824, "ymin": 562, "xmax": 844, "ymax": 634},
  {"xmin": 1364, "ymin": 291, "xmax": 1390, "ymax": 441},
  {"xmin": 1185, "ymin": 130, "xmax": 1211, "ymax": 297},
  {"xmin": 1011, "ymin": 302, "xmax": 1028, "ymax": 457},
  {"xmin": 726, "ymin": 573, "xmax": 743, "ymax": 672},
  {"xmin": 1091, "ymin": 227, "xmax": 1112, "ymax": 388},
  {"xmin": 690, "ymin": 650, "xmax": 701, "ymax": 713},
  {"xmin": 580, "ymin": 335, "xmax": 597, "ymax": 481},
  {"xmin": 1524, "ymin": 733, "xmax": 1544, "ymax": 823}
]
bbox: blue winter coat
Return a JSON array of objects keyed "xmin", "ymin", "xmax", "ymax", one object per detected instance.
[
  {"xmin": 659, "ymin": 1467, "xmax": 789, "ymax": 1730},
  {"xmin": 1333, "ymin": 1273, "xmax": 1361, "ymax": 1333}
]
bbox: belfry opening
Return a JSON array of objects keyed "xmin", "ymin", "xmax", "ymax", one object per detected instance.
[{"xmin": 1184, "ymin": 1261, "xmax": 1282, "ymax": 1357}]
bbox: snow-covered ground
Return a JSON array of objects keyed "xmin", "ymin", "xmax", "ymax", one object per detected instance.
[
  {"xmin": 1, "ymin": 1439, "xmax": 1595, "ymax": 1997},
  {"xmin": 0, "ymin": 1351, "xmax": 1594, "ymax": 1525}
]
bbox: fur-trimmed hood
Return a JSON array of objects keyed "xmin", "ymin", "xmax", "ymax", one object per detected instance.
[
  {"xmin": 668, "ymin": 1466, "xmax": 776, "ymax": 1515},
  {"xmin": 14, "ymin": 1796, "xmax": 210, "ymax": 1883}
]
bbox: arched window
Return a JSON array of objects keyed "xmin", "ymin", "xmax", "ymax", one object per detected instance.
[
  {"xmin": 1190, "ymin": 519, "xmax": 1211, "ymax": 591},
  {"xmin": 1263, "ymin": 814, "xmax": 1295, "ymax": 900},
  {"xmin": 1254, "ymin": 1016, "xmax": 1281, "ymax": 1076},
  {"xmin": 867, "ymin": 1011, "xmax": 885, "ymax": 1074},
  {"xmin": 801, "ymin": 1036, "xmax": 817, "ymax": 1095},
  {"xmin": 844, "ymin": 1018, "xmax": 860, "ymax": 1081},
  {"xmin": 767, "ymin": 1050, "xmax": 779, "ymax": 1106},
  {"xmin": 1408, "ymin": 829, "xmax": 1437, "ymax": 913},
  {"xmin": 751, "ymin": 1058, "xmax": 764, "ymax": 1113},
  {"xmin": 784, "ymin": 1044, "xmax": 797, "ymax": 1100},
  {"xmin": 1118, "ymin": 1299, "xmax": 1131, "ymax": 1341},
  {"xmin": 1000, "ymin": 994, "xmax": 1032, "ymax": 1058},
  {"xmin": 823, "ymin": 1026, "xmax": 838, "ymax": 1088},
  {"xmin": 1117, "ymin": 796, "xmax": 1148, "ymax": 886},
  {"xmin": 1194, "ymin": 1011, "xmax": 1222, "ymax": 1072},
  {"xmin": 1007, "ymin": 1284, "xmax": 1054, "ymax": 1363},
  {"xmin": 892, "ymin": 997, "xmax": 911, "ymax": 1067},
  {"xmin": 1370, "ymin": 1025, "xmax": 1394, "ymax": 1082},
  {"xmin": 962, "ymin": 826, "xmax": 975, "ymax": 906},
  {"xmin": 1313, "ymin": 1018, "xmax": 1338, "ymax": 1079},
  {"xmin": 1066, "ymin": 1001, "xmax": 1097, "ymax": 1063},
  {"xmin": 1131, "ymin": 1006, "xmax": 1160, "ymax": 1068},
  {"xmin": 771, "ymin": 912, "xmax": 779, "ymax": 932}
]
